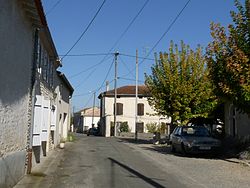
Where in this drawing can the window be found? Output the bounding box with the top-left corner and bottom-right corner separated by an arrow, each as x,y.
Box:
114,103 -> 123,115
137,103 -> 144,116
136,122 -> 144,133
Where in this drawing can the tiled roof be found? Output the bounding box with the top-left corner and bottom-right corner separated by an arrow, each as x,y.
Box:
99,85 -> 150,98
81,107 -> 100,117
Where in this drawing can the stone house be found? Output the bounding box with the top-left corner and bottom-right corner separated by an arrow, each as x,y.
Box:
98,85 -> 171,137
0,0 -> 73,187
74,107 -> 100,133
224,102 -> 250,141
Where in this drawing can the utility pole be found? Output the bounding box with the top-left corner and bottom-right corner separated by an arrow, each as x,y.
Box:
91,91 -> 96,128
114,51 -> 119,137
135,49 -> 138,141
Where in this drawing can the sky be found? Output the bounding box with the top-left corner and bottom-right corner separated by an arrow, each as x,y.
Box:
41,0 -> 241,112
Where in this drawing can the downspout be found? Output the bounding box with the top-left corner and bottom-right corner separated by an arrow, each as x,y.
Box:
27,28 -> 39,174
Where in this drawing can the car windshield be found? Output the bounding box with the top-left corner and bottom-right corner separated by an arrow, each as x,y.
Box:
182,127 -> 210,137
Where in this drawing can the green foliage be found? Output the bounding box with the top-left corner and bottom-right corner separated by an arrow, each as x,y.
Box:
146,122 -> 167,134
206,0 -> 250,113
119,122 -> 130,132
146,123 -> 158,133
145,41 -> 218,125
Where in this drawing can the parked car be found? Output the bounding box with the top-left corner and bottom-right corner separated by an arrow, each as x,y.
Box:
170,126 -> 221,155
87,128 -> 99,136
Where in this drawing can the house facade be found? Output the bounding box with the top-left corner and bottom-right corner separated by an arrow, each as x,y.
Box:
98,85 -> 171,137
0,0 -> 73,187
224,102 -> 250,141
74,107 -> 100,133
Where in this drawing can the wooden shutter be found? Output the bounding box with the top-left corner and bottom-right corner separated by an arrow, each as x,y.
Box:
32,95 -> 43,146
41,99 -> 50,141
117,103 -> 123,115
137,103 -> 144,116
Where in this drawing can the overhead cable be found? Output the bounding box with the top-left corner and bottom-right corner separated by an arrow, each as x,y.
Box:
61,0 -> 107,61
45,0 -> 63,16
121,0 -> 191,77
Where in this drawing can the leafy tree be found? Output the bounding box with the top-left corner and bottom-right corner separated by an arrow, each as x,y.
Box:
145,41 -> 218,128
206,0 -> 250,113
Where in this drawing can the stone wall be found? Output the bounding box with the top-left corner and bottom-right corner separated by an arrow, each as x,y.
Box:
0,0 -> 34,187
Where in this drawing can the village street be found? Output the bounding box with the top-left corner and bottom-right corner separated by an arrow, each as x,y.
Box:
14,134 -> 250,188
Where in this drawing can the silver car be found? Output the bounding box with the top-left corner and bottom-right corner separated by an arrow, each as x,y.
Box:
170,126 -> 221,155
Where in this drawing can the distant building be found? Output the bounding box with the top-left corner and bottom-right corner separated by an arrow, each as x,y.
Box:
224,102 -> 250,141
74,107 -> 100,133
98,85 -> 171,137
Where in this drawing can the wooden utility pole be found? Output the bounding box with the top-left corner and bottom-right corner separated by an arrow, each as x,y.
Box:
91,91 -> 96,128
135,49 -> 138,141
114,51 -> 119,137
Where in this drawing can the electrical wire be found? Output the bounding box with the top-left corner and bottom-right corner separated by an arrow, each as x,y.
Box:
120,53 -> 155,61
59,53 -> 112,57
69,54 -> 113,79
89,0 -> 150,94
45,0 -> 63,16
119,56 -> 135,78
95,57 -> 115,93
121,0 -> 191,78
74,68 -> 97,90
60,0 -> 107,61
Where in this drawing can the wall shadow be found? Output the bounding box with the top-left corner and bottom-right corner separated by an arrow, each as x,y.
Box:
108,157 -> 166,188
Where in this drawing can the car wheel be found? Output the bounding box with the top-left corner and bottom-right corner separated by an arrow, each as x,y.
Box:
171,144 -> 176,153
181,143 -> 186,155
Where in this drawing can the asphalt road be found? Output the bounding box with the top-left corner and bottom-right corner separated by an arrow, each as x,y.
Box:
49,135 -> 185,188
15,134 -> 250,188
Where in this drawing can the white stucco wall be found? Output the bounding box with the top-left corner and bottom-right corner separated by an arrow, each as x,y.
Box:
103,96 -> 170,137
225,102 -> 250,140
54,74 -> 72,143
0,0 -> 34,187
83,116 -> 99,129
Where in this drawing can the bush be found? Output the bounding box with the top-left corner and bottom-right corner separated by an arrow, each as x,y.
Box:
146,122 -> 167,134
146,123 -> 158,133
119,122 -> 130,132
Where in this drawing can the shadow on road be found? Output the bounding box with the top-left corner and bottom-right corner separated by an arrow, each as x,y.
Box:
108,157 -> 166,188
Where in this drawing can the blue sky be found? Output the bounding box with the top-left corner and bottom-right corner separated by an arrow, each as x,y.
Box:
41,0 -> 240,112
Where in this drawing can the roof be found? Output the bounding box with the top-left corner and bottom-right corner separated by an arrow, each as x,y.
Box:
81,107 -> 100,117
22,0 -> 61,68
98,85 -> 150,99
57,71 -> 74,96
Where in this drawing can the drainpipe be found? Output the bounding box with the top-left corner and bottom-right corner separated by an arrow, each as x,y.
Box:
27,28 -> 39,174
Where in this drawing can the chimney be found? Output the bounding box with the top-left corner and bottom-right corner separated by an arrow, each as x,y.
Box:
106,81 -> 109,91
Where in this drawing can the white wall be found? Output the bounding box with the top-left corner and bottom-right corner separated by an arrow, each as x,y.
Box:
83,116 -> 99,129
103,96 -> 170,137
0,0 -> 33,187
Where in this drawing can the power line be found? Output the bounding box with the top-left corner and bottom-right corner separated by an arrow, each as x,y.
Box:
95,56 -> 115,93
74,68 -> 97,90
69,54 -> 113,79
72,0 -> 149,97
118,77 -> 144,83
59,53 -> 112,57
119,56 -> 135,78
60,0 -> 107,61
121,0 -> 191,78
108,0 -> 150,51
45,0 -> 63,16
120,53 -> 155,61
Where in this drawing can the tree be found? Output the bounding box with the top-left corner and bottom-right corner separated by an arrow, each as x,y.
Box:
206,0 -> 250,114
145,41 -> 218,128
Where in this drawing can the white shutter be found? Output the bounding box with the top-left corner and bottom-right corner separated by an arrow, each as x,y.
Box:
41,99 -> 50,141
50,105 -> 57,131
32,95 -> 43,146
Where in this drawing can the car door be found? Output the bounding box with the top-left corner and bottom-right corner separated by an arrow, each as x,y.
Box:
171,127 -> 179,148
175,127 -> 183,151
